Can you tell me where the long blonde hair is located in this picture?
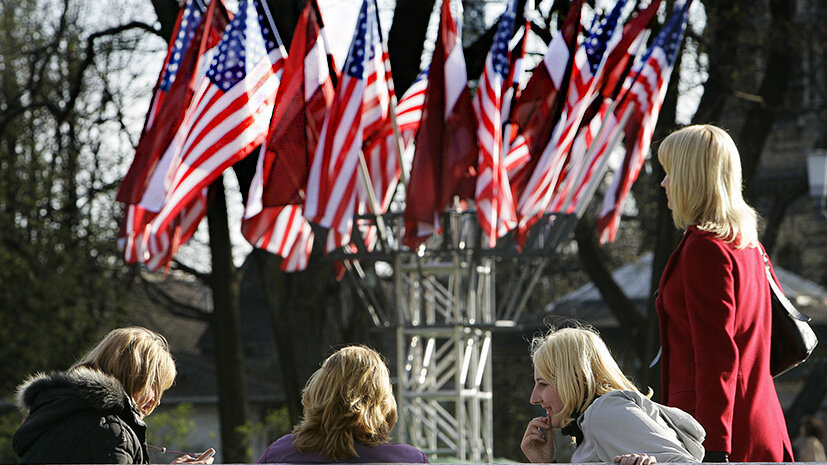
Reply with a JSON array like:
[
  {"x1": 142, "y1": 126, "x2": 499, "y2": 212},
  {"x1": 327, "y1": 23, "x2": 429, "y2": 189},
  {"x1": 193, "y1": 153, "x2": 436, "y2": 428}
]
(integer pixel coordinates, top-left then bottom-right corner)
[
  {"x1": 71, "y1": 327, "x2": 176, "y2": 415},
  {"x1": 292, "y1": 346, "x2": 397, "y2": 460},
  {"x1": 531, "y1": 326, "x2": 646, "y2": 426},
  {"x1": 657, "y1": 124, "x2": 758, "y2": 248}
]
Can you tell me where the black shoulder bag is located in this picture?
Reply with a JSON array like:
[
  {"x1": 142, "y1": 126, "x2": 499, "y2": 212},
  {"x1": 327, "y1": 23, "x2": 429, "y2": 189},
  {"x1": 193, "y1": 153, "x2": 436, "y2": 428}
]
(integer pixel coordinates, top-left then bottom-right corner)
[{"x1": 761, "y1": 248, "x2": 818, "y2": 377}]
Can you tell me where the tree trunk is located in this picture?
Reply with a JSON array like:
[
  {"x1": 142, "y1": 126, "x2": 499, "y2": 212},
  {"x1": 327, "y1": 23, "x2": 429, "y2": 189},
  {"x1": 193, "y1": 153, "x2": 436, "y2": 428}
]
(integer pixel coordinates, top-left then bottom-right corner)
[
  {"x1": 250, "y1": 249, "x2": 303, "y2": 426},
  {"x1": 739, "y1": 0, "x2": 796, "y2": 198},
  {"x1": 207, "y1": 176, "x2": 251, "y2": 463},
  {"x1": 574, "y1": 218, "x2": 645, "y2": 357}
]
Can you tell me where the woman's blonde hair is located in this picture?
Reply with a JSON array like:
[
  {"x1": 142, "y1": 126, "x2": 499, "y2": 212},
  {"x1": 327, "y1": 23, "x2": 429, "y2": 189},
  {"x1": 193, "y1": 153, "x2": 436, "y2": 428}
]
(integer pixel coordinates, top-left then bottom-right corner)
[
  {"x1": 71, "y1": 327, "x2": 176, "y2": 415},
  {"x1": 657, "y1": 124, "x2": 758, "y2": 248},
  {"x1": 531, "y1": 326, "x2": 646, "y2": 426},
  {"x1": 292, "y1": 345, "x2": 397, "y2": 460}
]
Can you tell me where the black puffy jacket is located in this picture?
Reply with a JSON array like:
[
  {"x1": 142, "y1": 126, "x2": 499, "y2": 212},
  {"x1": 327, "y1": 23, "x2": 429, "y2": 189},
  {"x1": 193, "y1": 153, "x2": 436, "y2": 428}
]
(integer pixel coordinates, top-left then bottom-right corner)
[{"x1": 13, "y1": 367, "x2": 149, "y2": 464}]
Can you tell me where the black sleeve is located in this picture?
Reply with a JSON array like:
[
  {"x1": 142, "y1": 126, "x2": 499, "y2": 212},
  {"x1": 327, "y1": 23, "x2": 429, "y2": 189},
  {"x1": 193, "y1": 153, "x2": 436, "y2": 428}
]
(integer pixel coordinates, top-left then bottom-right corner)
[{"x1": 75, "y1": 417, "x2": 140, "y2": 464}]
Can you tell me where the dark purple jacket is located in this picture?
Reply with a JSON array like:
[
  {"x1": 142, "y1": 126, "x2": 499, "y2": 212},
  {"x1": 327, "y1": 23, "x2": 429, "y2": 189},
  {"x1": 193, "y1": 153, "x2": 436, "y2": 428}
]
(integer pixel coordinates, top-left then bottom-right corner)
[{"x1": 257, "y1": 434, "x2": 429, "y2": 464}]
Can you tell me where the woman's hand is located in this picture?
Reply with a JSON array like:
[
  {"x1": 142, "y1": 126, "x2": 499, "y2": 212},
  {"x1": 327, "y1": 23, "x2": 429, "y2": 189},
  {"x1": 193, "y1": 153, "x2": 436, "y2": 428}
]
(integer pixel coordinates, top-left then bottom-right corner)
[
  {"x1": 614, "y1": 453, "x2": 657, "y2": 465},
  {"x1": 171, "y1": 448, "x2": 216, "y2": 464},
  {"x1": 521, "y1": 416, "x2": 555, "y2": 463}
]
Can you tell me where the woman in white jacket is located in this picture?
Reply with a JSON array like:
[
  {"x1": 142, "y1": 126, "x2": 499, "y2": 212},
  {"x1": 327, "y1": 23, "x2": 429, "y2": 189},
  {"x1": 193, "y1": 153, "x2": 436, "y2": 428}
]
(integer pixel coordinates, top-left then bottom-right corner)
[{"x1": 521, "y1": 326, "x2": 705, "y2": 465}]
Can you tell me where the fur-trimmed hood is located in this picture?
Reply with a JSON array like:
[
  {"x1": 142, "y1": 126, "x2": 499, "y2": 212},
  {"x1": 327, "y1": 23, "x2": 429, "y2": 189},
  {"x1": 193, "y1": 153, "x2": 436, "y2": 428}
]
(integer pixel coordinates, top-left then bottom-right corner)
[
  {"x1": 13, "y1": 367, "x2": 148, "y2": 463},
  {"x1": 16, "y1": 367, "x2": 134, "y2": 417}
]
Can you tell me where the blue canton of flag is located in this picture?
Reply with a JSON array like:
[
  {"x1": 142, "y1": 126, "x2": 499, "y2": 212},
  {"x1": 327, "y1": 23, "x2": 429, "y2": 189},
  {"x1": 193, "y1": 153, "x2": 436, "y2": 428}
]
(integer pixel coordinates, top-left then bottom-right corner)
[
  {"x1": 254, "y1": 0, "x2": 284, "y2": 56},
  {"x1": 206, "y1": 0, "x2": 275, "y2": 91},
  {"x1": 658, "y1": 0, "x2": 691, "y2": 65},
  {"x1": 640, "y1": 0, "x2": 691, "y2": 67},
  {"x1": 491, "y1": 0, "x2": 516, "y2": 79},
  {"x1": 344, "y1": 0, "x2": 376, "y2": 79},
  {"x1": 160, "y1": 0, "x2": 204, "y2": 91},
  {"x1": 584, "y1": 0, "x2": 628, "y2": 75}
]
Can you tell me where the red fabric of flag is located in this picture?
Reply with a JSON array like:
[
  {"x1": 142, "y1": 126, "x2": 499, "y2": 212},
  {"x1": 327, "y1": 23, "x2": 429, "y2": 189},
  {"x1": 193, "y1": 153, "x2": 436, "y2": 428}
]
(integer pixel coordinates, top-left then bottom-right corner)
[
  {"x1": 597, "y1": 0, "x2": 692, "y2": 243},
  {"x1": 403, "y1": 0, "x2": 478, "y2": 249},
  {"x1": 241, "y1": 0, "x2": 334, "y2": 271}
]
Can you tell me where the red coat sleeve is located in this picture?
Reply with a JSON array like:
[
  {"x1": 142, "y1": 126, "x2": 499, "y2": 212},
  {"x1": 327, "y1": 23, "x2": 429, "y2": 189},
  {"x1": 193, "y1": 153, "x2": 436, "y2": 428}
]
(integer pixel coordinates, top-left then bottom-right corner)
[{"x1": 681, "y1": 236, "x2": 737, "y2": 454}]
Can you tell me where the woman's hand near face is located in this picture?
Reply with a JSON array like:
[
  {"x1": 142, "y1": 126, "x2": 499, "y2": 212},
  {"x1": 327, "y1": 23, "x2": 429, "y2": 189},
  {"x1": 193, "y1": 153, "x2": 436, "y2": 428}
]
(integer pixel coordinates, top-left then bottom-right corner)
[
  {"x1": 521, "y1": 416, "x2": 555, "y2": 463},
  {"x1": 614, "y1": 453, "x2": 657, "y2": 465}
]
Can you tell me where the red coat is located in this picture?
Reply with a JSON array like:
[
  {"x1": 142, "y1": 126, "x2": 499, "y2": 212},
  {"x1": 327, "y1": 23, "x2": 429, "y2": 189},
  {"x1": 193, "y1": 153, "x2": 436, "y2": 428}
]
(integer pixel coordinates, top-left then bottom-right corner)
[{"x1": 656, "y1": 226, "x2": 793, "y2": 462}]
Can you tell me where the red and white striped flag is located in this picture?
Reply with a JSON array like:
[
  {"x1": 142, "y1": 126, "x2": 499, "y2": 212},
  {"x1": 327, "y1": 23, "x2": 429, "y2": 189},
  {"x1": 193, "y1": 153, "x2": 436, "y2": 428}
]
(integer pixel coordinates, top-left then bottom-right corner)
[
  {"x1": 116, "y1": 0, "x2": 230, "y2": 269},
  {"x1": 555, "y1": 0, "x2": 663, "y2": 216},
  {"x1": 506, "y1": 0, "x2": 583, "y2": 206},
  {"x1": 148, "y1": 0, "x2": 286, "y2": 239},
  {"x1": 542, "y1": 0, "x2": 628, "y2": 215},
  {"x1": 242, "y1": 0, "x2": 335, "y2": 271},
  {"x1": 304, "y1": 0, "x2": 396, "y2": 242},
  {"x1": 473, "y1": 0, "x2": 518, "y2": 246},
  {"x1": 403, "y1": 0, "x2": 478, "y2": 249},
  {"x1": 395, "y1": 67, "x2": 429, "y2": 147},
  {"x1": 598, "y1": 0, "x2": 693, "y2": 243}
]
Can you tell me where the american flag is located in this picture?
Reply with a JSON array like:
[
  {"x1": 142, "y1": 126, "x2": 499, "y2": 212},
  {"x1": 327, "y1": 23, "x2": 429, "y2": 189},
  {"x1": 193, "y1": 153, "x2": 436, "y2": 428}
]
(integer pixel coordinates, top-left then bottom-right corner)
[
  {"x1": 359, "y1": 45, "x2": 399, "y2": 220},
  {"x1": 149, "y1": 0, "x2": 286, "y2": 237},
  {"x1": 506, "y1": 0, "x2": 583, "y2": 212},
  {"x1": 499, "y1": 13, "x2": 532, "y2": 177},
  {"x1": 512, "y1": 0, "x2": 587, "y2": 238},
  {"x1": 304, "y1": 0, "x2": 396, "y2": 240},
  {"x1": 117, "y1": 0, "x2": 230, "y2": 269},
  {"x1": 473, "y1": 0, "x2": 518, "y2": 246},
  {"x1": 545, "y1": 0, "x2": 628, "y2": 214},
  {"x1": 145, "y1": 0, "x2": 205, "y2": 131},
  {"x1": 242, "y1": 0, "x2": 334, "y2": 271},
  {"x1": 598, "y1": 0, "x2": 693, "y2": 243},
  {"x1": 559, "y1": 0, "x2": 663, "y2": 216},
  {"x1": 396, "y1": 67, "x2": 428, "y2": 142}
]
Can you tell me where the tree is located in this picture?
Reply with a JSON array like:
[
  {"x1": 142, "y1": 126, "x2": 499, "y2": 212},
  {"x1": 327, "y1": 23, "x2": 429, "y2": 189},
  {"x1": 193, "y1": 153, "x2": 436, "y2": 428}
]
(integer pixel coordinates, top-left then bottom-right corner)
[{"x1": 0, "y1": 0, "x2": 158, "y2": 459}]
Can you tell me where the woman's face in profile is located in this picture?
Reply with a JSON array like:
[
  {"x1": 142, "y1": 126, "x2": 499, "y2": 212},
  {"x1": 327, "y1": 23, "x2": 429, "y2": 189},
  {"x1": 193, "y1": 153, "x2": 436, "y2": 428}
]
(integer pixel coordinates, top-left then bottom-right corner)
[
  {"x1": 136, "y1": 390, "x2": 159, "y2": 417},
  {"x1": 530, "y1": 368, "x2": 564, "y2": 428},
  {"x1": 660, "y1": 174, "x2": 672, "y2": 210}
]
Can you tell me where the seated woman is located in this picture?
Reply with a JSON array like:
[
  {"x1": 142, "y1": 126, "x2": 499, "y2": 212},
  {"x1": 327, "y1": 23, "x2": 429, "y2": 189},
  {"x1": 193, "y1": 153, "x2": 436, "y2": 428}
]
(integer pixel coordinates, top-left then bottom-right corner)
[
  {"x1": 14, "y1": 326, "x2": 214, "y2": 464},
  {"x1": 258, "y1": 345, "x2": 428, "y2": 463},
  {"x1": 521, "y1": 326, "x2": 705, "y2": 465}
]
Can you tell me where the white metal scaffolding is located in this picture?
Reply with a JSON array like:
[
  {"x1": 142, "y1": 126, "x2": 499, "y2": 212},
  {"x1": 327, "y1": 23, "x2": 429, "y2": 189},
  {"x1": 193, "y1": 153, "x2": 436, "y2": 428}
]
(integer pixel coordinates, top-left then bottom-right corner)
[{"x1": 393, "y1": 250, "x2": 495, "y2": 462}]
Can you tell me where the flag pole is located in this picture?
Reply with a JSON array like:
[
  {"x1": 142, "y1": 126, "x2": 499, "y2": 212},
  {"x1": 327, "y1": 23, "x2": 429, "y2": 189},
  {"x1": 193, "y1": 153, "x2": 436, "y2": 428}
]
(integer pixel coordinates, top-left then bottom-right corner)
[
  {"x1": 356, "y1": 149, "x2": 392, "y2": 250},
  {"x1": 370, "y1": 0, "x2": 408, "y2": 188}
]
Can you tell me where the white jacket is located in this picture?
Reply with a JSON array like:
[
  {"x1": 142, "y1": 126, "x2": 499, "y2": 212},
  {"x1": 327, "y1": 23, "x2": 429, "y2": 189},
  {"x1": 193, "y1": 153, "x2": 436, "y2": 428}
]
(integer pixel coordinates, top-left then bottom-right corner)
[{"x1": 570, "y1": 390, "x2": 705, "y2": 463}]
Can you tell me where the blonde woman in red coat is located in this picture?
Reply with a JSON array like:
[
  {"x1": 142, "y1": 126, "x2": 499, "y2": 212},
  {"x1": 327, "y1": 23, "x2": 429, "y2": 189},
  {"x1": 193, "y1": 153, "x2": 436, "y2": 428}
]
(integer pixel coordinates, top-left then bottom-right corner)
[{"x1": 655, "y1": 124, "x2": 793, "y2": 462}]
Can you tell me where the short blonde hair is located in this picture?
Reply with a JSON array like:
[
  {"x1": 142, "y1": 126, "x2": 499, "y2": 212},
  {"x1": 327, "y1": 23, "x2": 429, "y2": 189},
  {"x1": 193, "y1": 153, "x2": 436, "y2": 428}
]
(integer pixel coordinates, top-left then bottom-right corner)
[
  {"x1": 657, "y1": 124, "x2": 758, "y2": 248},
  {"x1": 72, "y1": 327, "x2": 176, "y2": 414},
  {"x1": 531, "y1": 326, "x2": 645, "y2": 426},
  {"x1": 292, "y1": 346, "x2": 397, "y2": 460}
]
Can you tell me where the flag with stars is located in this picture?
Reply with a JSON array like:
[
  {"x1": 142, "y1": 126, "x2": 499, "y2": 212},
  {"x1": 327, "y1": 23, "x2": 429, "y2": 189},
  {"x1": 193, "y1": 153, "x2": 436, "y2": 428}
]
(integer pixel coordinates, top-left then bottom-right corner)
[
  {"x1": 473, "y1": 0, "x2": 518, "y2": 246},
  {"x1": 241, "y1": 0, "x2": 337, "y2": 271},
  {"x1": 148, "y1": 0, "x2": 286, "y2": 237},
  {"x1": 505, "y1": 0, "x2": 583, "y2": 213},
  {"x1": 557, "y1": 0, "x2": 664, "y2": 217},
  {"x1": 544, "y1": 0, "x2": 629, "y2": 215},
  {"x1": 116, "y1": 0, "x2": 231, "y2": 268},
  {"x1": 147, "y1": 0, "x2": 205, "y2": 130},
  {"x1": 598, "y1": 0, "x2": 693, "y2": 243},
  {"x1": 304, "y1": 0, "x2": 396, "y2": 240}
]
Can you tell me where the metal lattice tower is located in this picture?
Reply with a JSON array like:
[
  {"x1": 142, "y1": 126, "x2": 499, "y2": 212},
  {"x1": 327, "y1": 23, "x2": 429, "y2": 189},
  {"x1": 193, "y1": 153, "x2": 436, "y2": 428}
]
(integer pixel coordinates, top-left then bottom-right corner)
[{"x1": 393, "y1": 248, "x2": 495, "y2": 461}]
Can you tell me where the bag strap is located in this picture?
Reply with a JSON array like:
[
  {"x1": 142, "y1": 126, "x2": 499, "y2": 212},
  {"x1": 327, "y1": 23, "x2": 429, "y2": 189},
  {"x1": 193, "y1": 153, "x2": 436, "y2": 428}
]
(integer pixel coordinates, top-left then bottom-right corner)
[{"x1": 759, "y1": 245, "x2": 811, "y2": 323}]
